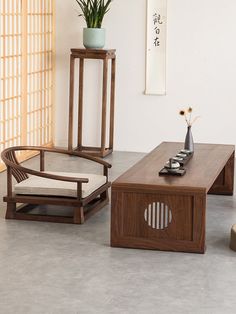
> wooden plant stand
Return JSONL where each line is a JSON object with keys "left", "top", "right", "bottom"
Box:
{"left": 68, "top": 49, "right": 116, "bottom": 158}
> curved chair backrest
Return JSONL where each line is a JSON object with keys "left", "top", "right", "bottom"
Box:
{"left": 1, "top": 147, "right": 29, "bottom": 183}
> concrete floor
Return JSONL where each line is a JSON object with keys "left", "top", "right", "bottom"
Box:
{"left": 0, "top": 151, "right": 236, "bottom": 314}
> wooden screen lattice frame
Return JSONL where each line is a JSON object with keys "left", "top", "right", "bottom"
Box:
{"left": 0, "top": 0, "right": 55, "bottom": 172}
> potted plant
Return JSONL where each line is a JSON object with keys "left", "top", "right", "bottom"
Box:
{"left": 75, "top": 0, "right": 112, "bottom": 49}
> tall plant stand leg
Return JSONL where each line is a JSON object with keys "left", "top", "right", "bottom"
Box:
{"left": 68, "top": 49, "right": 116, "bottom": 158}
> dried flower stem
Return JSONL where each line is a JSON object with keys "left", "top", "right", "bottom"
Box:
{"left": 190, "top": 115, "right": 200, "bottom": 126}
{"left": 189, "top": 111, "right": 192, "bottom": 126}
{"left": 184, "top": 114, "right": 190, "bottom": 126}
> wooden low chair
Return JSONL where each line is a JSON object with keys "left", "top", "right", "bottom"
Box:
{"left": 1, "top": 146, "right": 112, "bottom": 224}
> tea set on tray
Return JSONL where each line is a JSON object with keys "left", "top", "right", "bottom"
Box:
{"left": 159, "top": 149, "right": 193, "bottom": 176}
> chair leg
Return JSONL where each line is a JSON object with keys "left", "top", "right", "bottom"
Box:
{"left": 5, "top": 202, "right": 16, "bottom": 219}
{"left": 83, "top": 191, "right": 109, "bottom": 221}
{"left": 101, "top": 189, "right": 109, "bottom": 201}
{"left": 73, "top": 206, "right": 85, "bottom": 224}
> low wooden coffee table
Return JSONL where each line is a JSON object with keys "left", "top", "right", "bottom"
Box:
{"left": 111, "top": 142, "right": 235, "bottom": 253}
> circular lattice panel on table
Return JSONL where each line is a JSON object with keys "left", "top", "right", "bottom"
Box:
{"left": 144, "top": 202, "right": 172, "bottom": 230}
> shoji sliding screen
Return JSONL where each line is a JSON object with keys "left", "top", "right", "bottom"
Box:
{"left": 0, "top": 0, "right": 54, "bottom": 171}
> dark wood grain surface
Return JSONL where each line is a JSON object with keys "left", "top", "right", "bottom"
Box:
{"left": 113, "top": 142, "right": 235, "bottom": 193}
{"left": 111, "top": 142, "right": 234, "bottom": 253}
{"left": 71, "top": 49, "right": 116, "bottom": 59}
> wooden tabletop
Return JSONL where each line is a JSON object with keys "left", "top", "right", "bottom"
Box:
{"left": 113, "top": 142, "right": 235, "bottom": 194}
{"left": 70, "top": 49, "right": 116, "bottom": 59}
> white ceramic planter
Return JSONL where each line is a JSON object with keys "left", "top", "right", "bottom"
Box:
{"left": 83, "top": 28, "right": 105, "bottom": 49}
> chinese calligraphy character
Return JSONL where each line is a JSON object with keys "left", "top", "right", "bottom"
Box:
{"left": 154, "top": 27, "right": 160, "bottom": 35}
{"left": 153, "top": 12, "right": 163, "bottom": 47}
{"left": 153, "top": 13, "right": 163, "bottom": 25}
{"left": 154, "top": 37, "right": 160, "bottom": 47}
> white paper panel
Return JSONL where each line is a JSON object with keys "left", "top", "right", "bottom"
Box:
{"left": 145, "top": 0, "right": 167, "bottom": 95}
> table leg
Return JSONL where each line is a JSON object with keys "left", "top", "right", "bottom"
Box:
{"left": 77, "top": 58, "right": 84, "bottom": 149}
{"left": 109, "top": 57, "right": 116, "bottom": 151}
{"left": 68, "top": 55, "right": 75, "bottom": 151}
{"left": 111, "top": 190, "right": 206, "bottom": 253}
{"left": 101, "top": 59, "right": 108, "bottom": 155}
{"left": 208, "top": 152, "right": 235, "bottom": 195}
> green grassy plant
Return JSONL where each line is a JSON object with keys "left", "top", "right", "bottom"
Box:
{"left": 75, "top": 0, "right": 112, "bottom": 28}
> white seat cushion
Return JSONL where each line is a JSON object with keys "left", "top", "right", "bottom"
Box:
{"left": 14, "top": 172, "right": 107, "bottom": 198}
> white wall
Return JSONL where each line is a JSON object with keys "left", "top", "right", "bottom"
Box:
{"left": 55, "top": 0, "right": 236, "bottom": 153}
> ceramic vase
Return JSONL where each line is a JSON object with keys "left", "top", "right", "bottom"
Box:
{"left": 184, "top": 126, "right": 194, "bottom": 152}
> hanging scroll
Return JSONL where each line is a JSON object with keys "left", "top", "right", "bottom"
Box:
{"left": 145, "top": 0, "right": 167, "bottom": 95}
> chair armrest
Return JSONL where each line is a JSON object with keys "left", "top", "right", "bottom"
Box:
{"left": 3, "top": 146, "right": 112, "bottom": 168}
{"left": 1, "top": 146, "right": 110, "bottom": 199}
{"left": 5, "top": 162, "right": 89, "bottom": 184}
